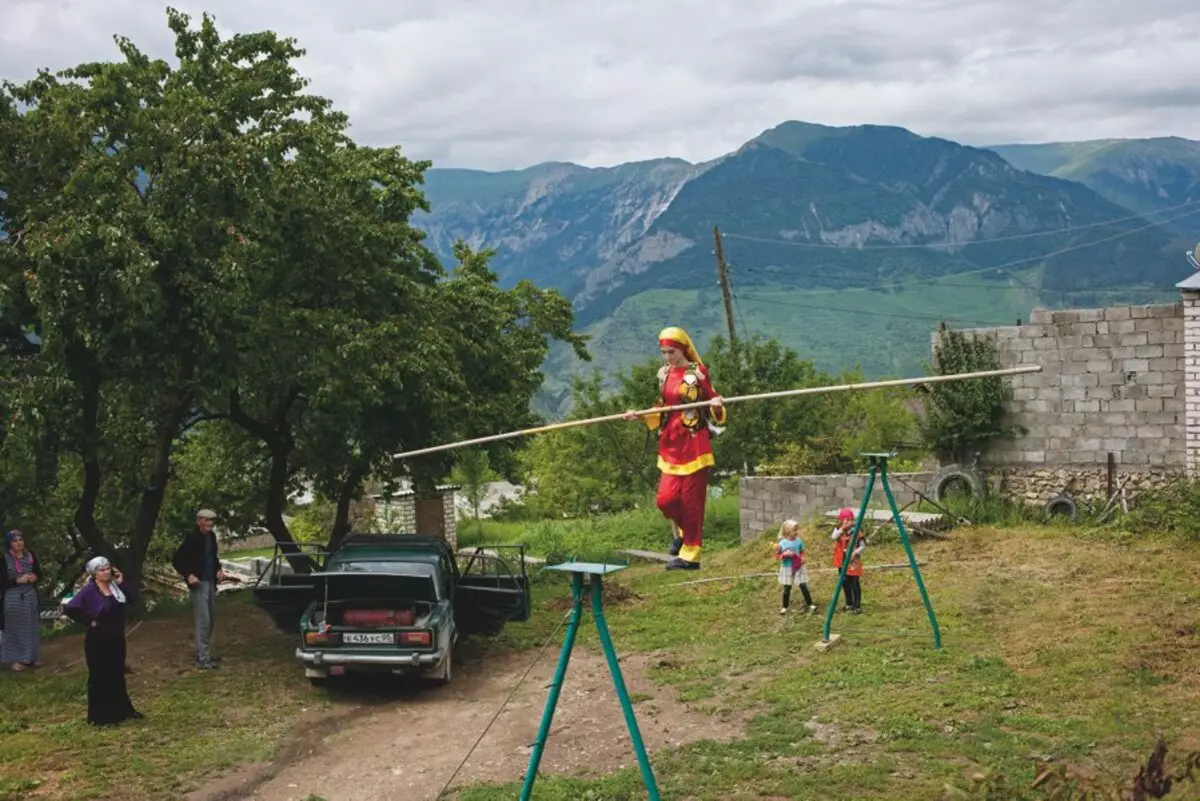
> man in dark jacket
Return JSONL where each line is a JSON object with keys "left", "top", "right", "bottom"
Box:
{"left": 171, "top": 509, "right": 225, "bottom": 669}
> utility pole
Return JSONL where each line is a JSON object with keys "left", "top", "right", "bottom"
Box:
{"left": 713, "top": 225, "right": 737, "bottom": 349}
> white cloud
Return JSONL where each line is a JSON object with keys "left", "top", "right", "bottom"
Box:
{"left": 2, "top": 0, "right": 1198, "bottom": 170}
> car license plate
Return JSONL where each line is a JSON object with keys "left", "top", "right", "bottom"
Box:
{"left": 343, "top": 632, "right": 395, "bottom": 645}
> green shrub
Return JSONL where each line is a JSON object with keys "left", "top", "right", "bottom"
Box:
{"left": 1124, "top": 475, "right": 1200, "bottom": 539}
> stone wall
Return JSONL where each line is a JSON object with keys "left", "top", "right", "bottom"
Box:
{"left": 739, "top": 472, "right": 935, "bottom": 543}
{"left": 946, "top": 303, "right": 1187, "bottom": 505}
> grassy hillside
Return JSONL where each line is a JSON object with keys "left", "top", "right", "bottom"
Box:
{"left": 8, "top": 514, "right": 1200, "bottom": 800}
{"left": 535, "top": 269, "right": 1177, "bottom": 418}
{"left": 989, "top": 138, "right": 1200, "bottom": 237}
{"left": 462, "top": 523, "right": 1200, "bottom": 800}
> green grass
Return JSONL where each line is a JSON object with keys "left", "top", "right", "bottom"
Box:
{"left": 0, "top": 593, "right": 323, "bottom": 801}
{"left": 459, "top": 523, "right": 1200, "bottom": 800}
{"left": 8, "top": 516, "right": 1200, "bottom": 800}
{"left": 460, "top": 493, "right": 742, "bottom": 560}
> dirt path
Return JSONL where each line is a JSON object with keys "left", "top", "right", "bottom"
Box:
{"left": 203, "top": 643, "right": 745, "bottom": 801}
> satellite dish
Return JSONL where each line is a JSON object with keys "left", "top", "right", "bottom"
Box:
{"left": 1189, "top": 241, "right": 1200, "bottom": 272}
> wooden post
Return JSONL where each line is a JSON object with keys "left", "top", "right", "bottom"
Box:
{"left": 713, "top": 225, "right": 737, "bottom": 350}
{"left": 1107, "top": 452, "right": 1116, "bottom": 500}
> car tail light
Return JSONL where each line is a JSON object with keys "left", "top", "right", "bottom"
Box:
{"left": 398, "top": 630, "right": 431, "bottom": 646}
{"left": 305, "top": 630, "right": 341, "bottom": 645}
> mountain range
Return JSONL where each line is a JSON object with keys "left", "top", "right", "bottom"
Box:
{"left": 413, "top": 122, "right": 1200, "bottom": 417}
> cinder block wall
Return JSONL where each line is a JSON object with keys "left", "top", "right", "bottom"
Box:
{"left": 739, "top": 472, "right": 934, "bottom": 543}
{"left": 946, "top": 303, "right": 1186, "bottom": 504}
{"left": 740, "top": 301, "right": 1192, "bottom": 541}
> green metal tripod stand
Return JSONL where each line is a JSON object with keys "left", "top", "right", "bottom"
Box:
{"left": 821, "top": 452, "right": 942, "bottom": 650}
{"left": 520, "top": 560, "right": 661, "bottom": 801}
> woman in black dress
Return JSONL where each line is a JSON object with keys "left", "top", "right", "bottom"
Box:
{"left": 63, "top": 556, "right": 142, "bottom": 726}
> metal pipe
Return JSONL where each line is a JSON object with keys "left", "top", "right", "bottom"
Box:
{"left": 393, "top": 365, "right": 1042, "bottom": 460}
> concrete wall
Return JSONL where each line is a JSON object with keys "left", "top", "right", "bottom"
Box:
{"left": 946, "top": 302, "right": 1186, "bottom": 504}
{"left": 739, "top": 472, "right": 935, "bottom": 543}
{"left": 1183, "top": 290, "right": 1200, "bottom": 474}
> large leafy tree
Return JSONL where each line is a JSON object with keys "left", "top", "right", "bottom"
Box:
{"left": 0, "top": 8, "right": 589, "bottom": 596}
{"left": 0, "top": 9, "right": 332, "bottom": 595}
{"left": 705, "top": 334, "right": 832, "bottom": 473}
{"left": 520, "top": 369, "right": 662, "bottom": 518}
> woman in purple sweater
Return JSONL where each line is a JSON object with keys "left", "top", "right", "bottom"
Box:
{"left": 63, "top": 557, "right": 142, "bottom": 726}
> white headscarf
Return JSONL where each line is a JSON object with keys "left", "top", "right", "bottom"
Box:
{"left": 86, "top": 556, "right": 126, "bottom": 604}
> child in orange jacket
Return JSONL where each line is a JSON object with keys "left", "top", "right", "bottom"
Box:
{"left": 831, "top": 507, "right": 866, "bottom": 614}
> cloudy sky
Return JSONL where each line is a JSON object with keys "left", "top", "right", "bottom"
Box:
{"left": 3, "top": 0, "right": 1198, "bottom": 171}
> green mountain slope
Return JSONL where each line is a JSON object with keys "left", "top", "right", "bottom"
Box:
{"left": 988, "top": 137, "right": 1200, "bottom": 236}
{"left": 575, "top": 122, "right": 1184, "bottom": 325}
{"left": 534, "top": 271, "right": 1178, "bottom": 418}
{"left": 410, "top": 121, "right": 1197, "bottom": 417}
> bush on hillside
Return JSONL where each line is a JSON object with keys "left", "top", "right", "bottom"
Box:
{"left": 1123, "top": 475, "right": 1200, "bottom": 539}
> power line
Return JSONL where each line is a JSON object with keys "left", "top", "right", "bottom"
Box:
{"left": 721, "top": 198, "right": 1200, "bottom": 251}
{"left": 728, "top": 261, "right": 1175, "bottom": 295}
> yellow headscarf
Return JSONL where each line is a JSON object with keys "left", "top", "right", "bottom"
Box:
{"left": 657, "top": 327, "right": 703, "bottom": 367}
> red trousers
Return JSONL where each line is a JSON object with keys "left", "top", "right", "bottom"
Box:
{"left": 656, "top": 468, "right": 709, "bottom": 563}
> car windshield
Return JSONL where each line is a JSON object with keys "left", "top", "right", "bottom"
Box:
{"left": 325, "top": 560, "right": 439, "bottom": 602}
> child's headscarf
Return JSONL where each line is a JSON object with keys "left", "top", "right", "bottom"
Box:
{"left": 86, "top": 556, "right": 126, "bottom": 604}
{"left": 4, "top": 529, "right": 22, "bottom": 549}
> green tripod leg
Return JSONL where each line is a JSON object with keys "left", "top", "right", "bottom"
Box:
{"left": 822, "top": 463, "right": 877, "bottom": 643}
{"left": 879, "top": 458, "right": 942, "bottom": 650}
{"left": 591, "top": 574, "right": 662, "bottom": 800}
{"left": 520, "top": 572, "right": 584, "bottom": 801}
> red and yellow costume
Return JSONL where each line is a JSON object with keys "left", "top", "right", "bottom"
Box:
{"left": 644, "top": 327, "right": 726, "bottom": 570}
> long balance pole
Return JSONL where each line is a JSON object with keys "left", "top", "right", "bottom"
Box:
{"left": 393, "top": 365, "right": 1041, "bottom": 461}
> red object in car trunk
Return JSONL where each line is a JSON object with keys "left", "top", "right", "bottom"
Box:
{"left": 343, "top": 608, "right": 416, "bottom": 627}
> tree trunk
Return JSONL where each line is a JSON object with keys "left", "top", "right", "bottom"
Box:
{"left": 327, "top": 465, "right": 369, "bottom": 553}
{"left": 227, "top": 387, "right": 312, "bottom": 573}
{"left": 72, "top": 355, "right": 112, "bottom": 562}
{"left": 126, "top": 381, "right": 193, "bottom": 608}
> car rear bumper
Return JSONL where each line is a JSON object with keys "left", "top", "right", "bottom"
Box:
{"left": 296, "top": 648, "right": 442, "bottom": 668}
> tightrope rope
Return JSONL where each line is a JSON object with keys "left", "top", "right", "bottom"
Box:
{"left": 436, "top": 607, "right": 574, "bottom": 800}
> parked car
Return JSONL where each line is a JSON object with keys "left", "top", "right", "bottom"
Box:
{"left": 252, "top": 534, "right": 530, "bottom": 686}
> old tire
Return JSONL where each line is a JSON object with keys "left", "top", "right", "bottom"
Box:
{"left": 929, "top": 465, "right": 984, "bottom": 503}
{"left": 1044, "top": 495, "right": 1077, "bottom": 521}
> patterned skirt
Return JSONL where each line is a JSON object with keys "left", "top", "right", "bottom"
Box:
{"left": 1, "top": 585, "right": 40, "bottom": 665}
{"left": 777, "top": 564, "right": 810, "bottom": 586}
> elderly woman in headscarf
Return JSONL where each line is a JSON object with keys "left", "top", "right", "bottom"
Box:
{"left": 63, "top": 556, "right": 142, "bottom": 726}
{"left": 1, "top": 528, "right": 43, "bottom": 671}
